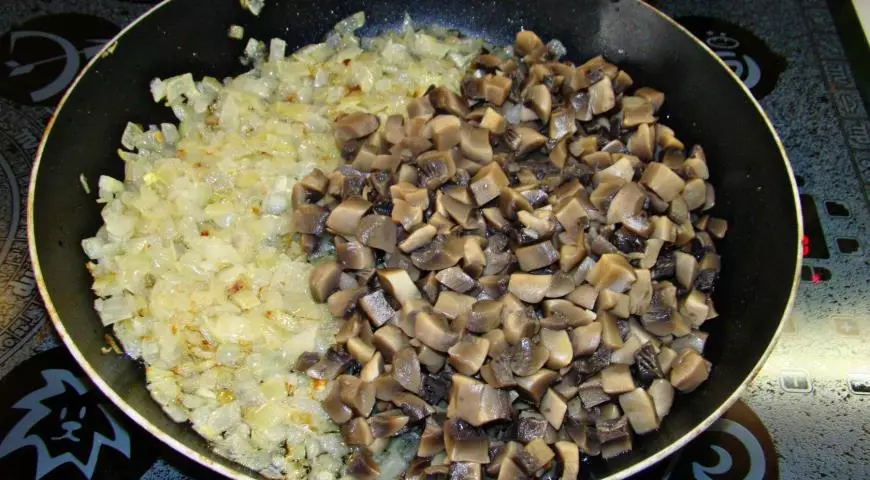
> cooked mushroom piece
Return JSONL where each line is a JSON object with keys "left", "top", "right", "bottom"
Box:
{"left": 341, "top": 417, "right": 375, "bottom": 446}
{"left": 539, "top": 328, "right": 573, "bottom": 370}
{"left": 571, "top": 322, "right": 603, "bottom": 357}
{"left": 449, "top": 462, "right": 482, "bottom": 480}
{"left": 430, "top": 86, "right": 470, "bottom": 117}
{"left": 326, "top": 196, "right": 372, "bottom": 237}
{"left": 670, "top": 348, "right": 711, "bottom": 392}
{"left": 368, "top": 410, "right": 410, "bottom": 439}
{"left": 418, "top": 417, "right": 446, "bottom": 457}
{"left": 460, "top": 125, "right": 494, "bottom": 164}
{"left": 398, "top": 224, "right": 434, "bottom": 253}
{"left": 376, "top": 268, "right": 421, "bottom": 306}
{"left": 587, "top": 254, "right": 637, "bottom": 292}
{"left": 510, "top": 338, "right": 550, "bottom": 376}
{"left": 416, "top": 149, "right": 457, "bottom": 189}
{"left": 601, "top": 364, "right": 636, "bottom": 395}
{"left": 525, "top": 84, "right": 553, "bottom": 122}
{"left": 434, "top": 291, "right": 476, "bottom": 320}
{"left": 411, "top": 236, "right": 462, "bottom": 271}
{"left": 618, "top": 388, "right": 660, "bottom": 434}
{"left": 540, "top": 388, "right": 569, "bottom": 429}
{"left": 435, "top": 266, "right": 477, "bottom": 293}
{"left": 293, "top": 204, "right": 329, "bottom": 235}
{"left": 449, "top": 375, "right": 513, "bottom": 426}
{"left": 347, "top": 337, "right": 377, "bottom": 364}
{"left": 430, "top": 114, "right": 462, "bottom": 151}
{"left": 596, "top": 415, "right": 631, "bottom": 445}
{"left": 505, "top": 127, "right": 548, "bottom": 157}
{"left": 335, "top": 113, "right": 380, "bottom": 143}
{"left": 323, "top": 382, "right": 354, "bottom": 424}
{"left": 516, "top": 241, "right": 560, "bottom": 272}
{"left": 415, "top": 310, "right": 460, "bottom": 352}
{"left": 525, "top": 437, "right": 556, "bottom": 472}
{"left": 554, "top": 441, "right": 580, "bottom": 480}
{"left": 588, "top": 76, "right": 615, "bottom": 115}
{"left": 337, "top": 375, "right": 376, "bottom": 417}
{"left": 393, "top": 392, "right": 435, "bottom": 422}
{"left": 446, "top": 335, "right": 489, "bottom": 376}
{"left": 648, "top": 379, "right": 675, "bottom": 419}
{"left": 640, "top": 162, "right": 686, "bottom": 202}
{"left": 346, "top": 447, "right": 381, "bottom": 480}
{"left": 607, "top": 182, "right": 646, "bottom": 225}
{"left": 309, "top": 261, "right": 342, "bottom": 303}
{"left": 480, "top": 107, "right": 507, "bottom": 134}
{"left": 467, "top": 300, "right": 503, "bottom": 333}
{"left": 481, "top": 357, "right": 516, "bottom": 388}
{"left": 357, "top": 289, "right": 395, "bottom": 328}
{"left": 502, "top": 310, "right": 540, "bottom": 345}
{"left": 509, "top": 273, "right": 553, "bottom": 303}
{"left": 443, "top": 418, "right": 490, "bottom": 463}
{"left": 392, "top": 347, "right": 422, "bottom": 394}
{"left": 483, "top": 74, "right": 513, "bottom": 106}
{"left": 515, "top": 369, "right": 559, "bottom": 405}
{"left": 327, "top": 287, "right": 366, "bottom": 318}
{"left": 372, "top": 324, "right": 410, "bottom": 363}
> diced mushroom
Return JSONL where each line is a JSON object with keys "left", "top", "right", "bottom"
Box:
{"left": 323, "top": 382, "right": 354, "bottom": 424}
{"left": 335, "top": 113, "right": 380, "bottom": 143}
{"left": 372, "top": 324, "right": 409, "bottom": 363}
{"left": 443, "top": 418, "right": 490, "bottom": 463}
{"left": 588, "top": 76, "right": 615, "bottom": 115}
{"left": 606, "top": 182, "right": 645, "bottom": 225}
{"left": 399, "top": 224, "right": 436, "bottom": 253}
{"left": 640, "top": 163, "right": 686, "bottom": 202}
{"left": 418, "top": 417, "right": 445, "bottom": 457}
{"left": 648, "top": 379, "right": 675, "bottom": 419}
{"left": 504, "top": 127, "right": 547, "bottom": 157}
{"left": 525, "top": 84, "right": 552, "bottom": 122}
{"left": 430, "top": 87, "right": 470, "bottom": 117}
{"left": 706, "top": 217, "right": 728, "bottom": 239}
{"left": 515, "top": 369, "right": 558, "bottom": 405}
{"left": 449, "top": 375, "right": 513, "bottom": 426}
{"left": 368, "top": 410, "right": 410, "bottom": 439}
{"left": 377, "top": 268, "right": 421, "bottom": 306}
{"left": 515, "top": 241, "right": 560, "bottom": 272}
{"left": 411, "top": 236, "right": 462, "bottom": 271}
{"left": 338, "top": 375, "right": 376, "bottom": 417}
{"left": 347, "top": 337, "right": 377, "bottom": 364}
{"left": 670, "top": 348, "right": 711, "bottom": 392}
{"left": 415, "top": 311, "right": 460, "bottom": 352}
{"left": 392, "top": 199, "right": 424, "bottom": 231}
{"left": 596, "top": 415, "right": 631, "bottom": 445}
{"left": 618, "top": 387, "right": 660, "bottom": 434}
{"left": 502, "top": 310, "right": 539, "bottom": 345}
{"left": 449, "top": 462, "right": 482, "bottom": 480}
{"left": 392, "top": 347, "right": 422, "bottom": 394}
{"left": 525, "top": 438, "right": 556, "bottom": 471}
{"left": 309, "top": 261, "right": 342, "bottom": 303}
{"left": 510, "top": 338, "right": 550, "bottom": 376}
{"left": 393, "top": 392, "right": 435, "bottom": 422}
{"left": 342, "top": 416, "right": 375, "bottom": 447}
{"left": 346, "top": 448, "right": 381, "bottom": 480}
{"left": 356, "top": 289, "right": 394, "bottom": 328}
{"left": 326, "top": 196, "right": 372, "bottom": 236}
{"left": 293, "top": 204, "right": 329, "bottom": 235}
{"left": 483, "top": 75, "right": 513, "bottom": 106}
{"left": 554, "top": 441, "right": 580, "bottom": 480}
{"left": 327, "top": 287, "right": 366, "bottom": 318}
{"left": 509, "top": 273, "right": 553, "bottom": 303}
{"left": 540, "top": 389, "right": 568, "bottom": 429}
{"left": 416, "top": 149, "right": 457, "bottom": 189}
{"left": 468, "top": 300, "right": 503, "bottom": 333}
{"left": 587, "top": 254, "right": 637, "bottom": 292}
{"left": 601, "top": 364, "right": 635, "bottom": 395}
{"left": 434, "top": 291, "right": 476, "bottom": 320}
{"left": 571, "top": 322, "right": 602, "bottom": 357}
{"left": 448, "top": 335, "right": 491, "bottom": 376}
{"left": 434, "top": 266, "right": 475, "bottom": 293}
{"left": 539, "top": 329, "right": 573, "bottom": 369}
{"left": 481, "top": 357, "right": 516, "bottom": 388}
{"left": 480, "top": 107, "right": 507, "bottom": 134}
{"left": 430, "top": 114, "right": 462, "bottom": 151}
{"left": 360, "top": 352, "right": 385, "bottom": 382}
{"left": 460, "top": 125, "right": 494, "bottom": 164}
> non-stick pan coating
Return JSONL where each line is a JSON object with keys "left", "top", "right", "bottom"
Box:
{"left": 29, "top": 0, "right": 801, "bottom": 478}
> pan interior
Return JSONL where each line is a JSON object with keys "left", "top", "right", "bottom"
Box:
{"left": 29, "top": 0, "right": 799, "bottom": 478}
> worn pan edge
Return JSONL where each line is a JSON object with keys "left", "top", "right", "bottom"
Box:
{"left": 25, "top": 0, "right": 803, "bottom": 479}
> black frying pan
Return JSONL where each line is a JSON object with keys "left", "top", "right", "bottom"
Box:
{"left": 27, "top": 0, "right": 801, "bottom": 478}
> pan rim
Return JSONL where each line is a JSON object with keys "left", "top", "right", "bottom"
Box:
{"left": 26, "top": 0, "right": 803, "bottom": 478}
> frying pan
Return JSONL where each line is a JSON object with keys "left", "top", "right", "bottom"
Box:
{"left": 27, "top": 0, "right": 802, "bottom": 478}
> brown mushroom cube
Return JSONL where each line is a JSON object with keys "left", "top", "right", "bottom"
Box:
{"left": 587, "top": 254, "right": 637, "bottom": 293}
{"left": 377, "top": 269, "right": 422, "bottom": 305}
{"left": 508, "top": 273, "right": 553, "bottom": 303}
{"left": 516, "top": 241, "right": 560, "bottom": 271}
{"left": 540, "top": 388, "right": 569, "bottom": 430}
{"left": 669, "top": 348, "right": 711, "bottom": 392}
{"left": 448, "top": 335, "right": 491, "bottom": 376}
{"left": 341, "top": 417, "right": 374, "bottom": 447}
{"left": 429, "top": 114, "right": 462, "bottom": 151}
{"left": 443, "top": 418, "right": 490, "bottom": 464}
{"left": 618, "top": 387, "right": 660, "bottom": 434}
{"left": 335, "top": 113, "right": 379, "bottom": 142}
{"left": 460, "top": 125, "right": 494, "bottom": 164}
{"left": 601, "top": 364, "right": 635, "bottom": 395}
{"left": 326, "top": 196, "right": 372, "bottom": 236}
{"left": 470, "top": 163, "right": 510, "bottom": 206}
{"left": 309, "top": 261, "right": 342, "bottom": 303}
{"left": 571, "top": 322, "right": 603, "bottom": 356}
{"left": 640, "top": 163, "right": 686, "bottom": 202}
{"left": 448, "top": 375, "right": 513, "bottom": 426}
